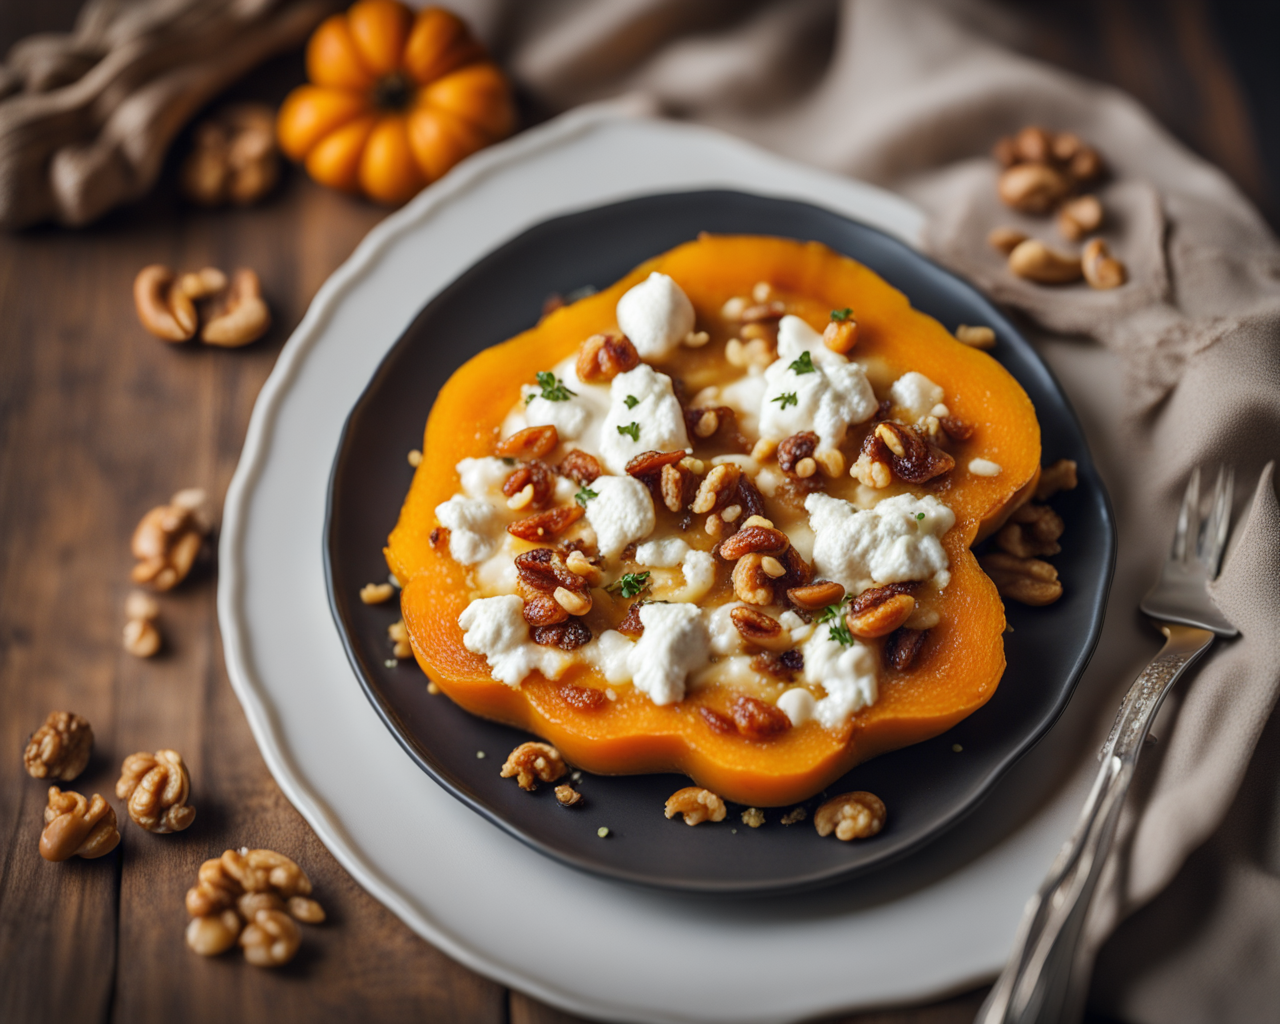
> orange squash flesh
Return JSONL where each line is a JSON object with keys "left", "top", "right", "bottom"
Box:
{"left": 386, "top": 236, "right": 1040, "bottom": 806}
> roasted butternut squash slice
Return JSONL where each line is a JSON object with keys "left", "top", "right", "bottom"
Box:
{"left": 386, "top": 235, "right": 1039, "bottom": 806}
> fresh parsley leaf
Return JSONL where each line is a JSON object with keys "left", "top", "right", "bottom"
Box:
{"left": 609, "top": 571, "right": 651, "bottom": 599}
{"left": 816, "top": 596, "right": 851, "bottom": 625}
{"left": 771, "top": 392, "right": 799, "bottom": 409}
{"left": 828, "top": 620, "right": 855, "bottom": 647}
{"left": 575, "top": 484, "right": 598, "bottom": 507}
{"left": 915, "top": 512, "right": 926, "bottom": 521}
{"left": 830, "top": 308, "right": 853, "bottom": 322}
{"left": 617, "top": 422, "right": 641, "bottom": 441}
{"left": 788, "top": 351, "right": 816, "bottom": 375}
{"left": 624, "top": 394, "right": 639, "bottom": 409}
{"left": 533, "top": 370, "right": 577, "bottom": 403}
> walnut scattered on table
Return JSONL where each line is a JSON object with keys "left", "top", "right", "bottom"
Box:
{"left": 23, "top": 711, "right": 93, "bottom": 781}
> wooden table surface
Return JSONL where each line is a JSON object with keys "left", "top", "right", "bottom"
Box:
{"left": 0, "top": 3, "right": 1271, "bottom": 1023}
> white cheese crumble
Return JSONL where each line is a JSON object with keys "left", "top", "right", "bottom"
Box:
{"left": 583, "top": 475, "right": 655, "bottom": 560}
{"left": 524, "top": 392, "right": 590, "bottom": 440}
{"left": 631, "top": 603, "right": 710, "bottom": 705}
{"left": 616, "top": 272, "right": 695, "bottom": 360}
{"left": 758, "top": 315, "right": 876, "bottom": 449}
{"left": 435, "top": 496, "right": 502, "bottom": 565}
{"left": 969, "top": 458, "right": 1002, "bottom": 477}
{"left": 456, "top": 456, "right": 511, "bottom": 500}
{"left": 597, "top": 364, "right": 690, "bottom": 474}
{"left": 635, "top": 537, "right": 689, "bottom": 567}
{"left": 457, "top": 595, "right": 570, "bottom": 686}
{"left": 777, "top": 687, "right": 817, "bottom": 727}
{"left": 802, "top": 627, "right": 879, "bottom": 728}
{"left": 636, "top": 539, "right": 718, "bottom": 604}
{"left": 889, "top": 371, "right": 945, "bottom": 421}
{"left": 805, "top": 491, "right": 956, "bottom": 595}
{"left": 707, "top": 601, "right": 746, "bottom": 655}
{"left": 518, "top": 358, "right": 606, "bottom": 442}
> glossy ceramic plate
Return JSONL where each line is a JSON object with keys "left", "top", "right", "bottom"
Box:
{"left": 324, "top": 188, "right": 1114, "bottom": 894}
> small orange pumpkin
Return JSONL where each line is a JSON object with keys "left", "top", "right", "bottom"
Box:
{"left": 277, "top": 1, "right": 515, "bottom": 205}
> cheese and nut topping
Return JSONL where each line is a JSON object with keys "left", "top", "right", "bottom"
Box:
{"left": 435, "top": 272, "right": 994, "bottom": 734}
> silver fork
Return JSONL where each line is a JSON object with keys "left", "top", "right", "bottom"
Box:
{"left": 976, "top": 466, "right": 1238, "bottom": 1024}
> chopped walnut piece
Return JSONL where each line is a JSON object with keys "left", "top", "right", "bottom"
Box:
{"left": 617, "top": 602, "right": 645, "bottom": 637}
{"left": 287, "top": 897, "right": 326, "bottom": 924}
{"left": 122, "top": 616, "right": 162, "bottom": 658}
{"left": 732, "top": 553, "right": 775, "bottom": 606}
{"left": 664, "top": 786, "right": 727, "bottom": 826}
{"left": 866, "top": 422, "right": 955, "bottom": 484}
{"left": 39, "top": 787, "right": 121, "bottom": 861}
{"left": 503, "top": 461, "right": 556, "bottom": 510}
{"left": 776, "top": 431, "right": 819, "bottom": 477}
{"left": 741, "top": 807, "right": 766, "bottom": 828}
{"left": 787, "top": 580, "right": 845, "bottom": 611}
{"left": 429, "top": 526, "right": 450, "bottom": 552}
{"left": 846, "top": 592, "right": 916, "bottom": 639}
{"left": 691, "top": 464, "right": 741, "bottom": 514}
{"left": 939, "top": 415, "right": 975, "bottom": 441}
{"left": 186, "top": 856, "right": 242, "bottom": 916}
{"left": 388, "top": 619, "right": 411, "bottom": 659}
{"left": 980, "top": 552, "right": 1063, "bottom": 606}
{"left": 558, "top": 449, "right": 602, "bottom": 485}
{"left": 516, "top": 548, "right": 589, "bottom": 627}
{"left": 238, "top": 892, "right": 286, "bottom": 920}
{"left": 718, "top": 524, "right": 789, "bottom": 560}
{"left": 240, "top": 909, "right": 301, "bottom": 968}
{"left": 576, "top": 331, "right": 640, "bottom": 383}
{"left": 996, "top": 503, "right": 1064, "bottom": 558}
{"left": 360, "top": 582, "right": 394, "bottom": 604}
{"left": 496, "top": 425, "right": 559, "bottom": 460}
{"left": 187, "top": 910, "right": 244, "bottom": 956}
{"left": 115, "top": 749, "right": 196, "bottom": 833}
{"left": 954, "top": 325, "right": 996, "bottom": 349}
{"left": 884, "top": 627, "right": 929, "bottom": 671}
{"left": 554, "top": 784, "right": 582, "bottom": 807}
{"left": 625, "top": 448, "right": 686, "bottom": 488}
{"left": 531, "top": 619, "right": 593, "bottom": 650}
{"left": 507, "top": 504, "right": 584, "bottom": 542}
{"left": 780, "top": 806, "right": 808, "bottom": 826}
{"left": 500, "top": 741, "right": 567, "bottom": 791}
{"left": 660, "top": 462, "right": 698, "bottom": 512}
{"left": 24, "top": 711, "right": 93, "bottom": 781}
{"left": 1035, "top": 459, "right": 1078, "bottom": 501}
{"left": 730, "top": 607, "right": 790, "bottom": 652}
{"left": 730, "top": 694, "right": 791, "bottom": 740}
{"left": 221, "top": 848, "right": 313, "bottom": 898}
{"left": 771, "top": 546, "right": 814, "bottom": 595}
{"left": 814, "top": 791, "right": 886, "bottom": 841}
{"left": 131, "top": 489, "right": 209, "bottom": 590}
{"left": 851, "top": 450, "right": 892, "bottom": 489}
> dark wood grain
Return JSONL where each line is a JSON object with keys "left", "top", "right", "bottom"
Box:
{"left": 0, "top": 3, "right": 1271, "bottom": 1023}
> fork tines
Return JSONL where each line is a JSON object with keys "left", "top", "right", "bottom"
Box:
{"left": 1172, "top": 465, "right": 1234, "bottom": 576}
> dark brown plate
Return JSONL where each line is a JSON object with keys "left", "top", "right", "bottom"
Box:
{"left": 324, "top": 190, "right": 1114, "bottom": 894}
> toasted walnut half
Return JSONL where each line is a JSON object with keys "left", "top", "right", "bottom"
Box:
{"left": 980, "top": 552, "right": 1063, "bottom": 606}
{"left": 576, "top": 331, "right": 640, "bottom": 383}
{"left": 239, "top": 909, "right": 301, "bottom": 968}
{"left": 996, "top": 502, "right": 1064, "bottom": 558}
{"left": 814, "top": 791, "right": 886, "bottom": 841}
{"left": 39, "top": 787, "right": 121, "bottom": 861}
{"left": 664, "top": 786, "right": 727, "bottom": 826}
{"left": 115, "top": 749, "right": 196, "bottom": 833}
{"left": 23, "top": 711, "right": 93, "bottom": 781}
{"left": 1035, "top": 459, "right": 1078, "bottom": 501}
{"left": 131, "top": 488, "right": 209, "bottom": 590}
{"left": 500, "top": 741, "right": 567, "bottom": 791}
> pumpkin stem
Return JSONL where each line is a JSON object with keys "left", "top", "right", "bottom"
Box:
{"left": 373, "top": 73, "right": 414, "bottom": 111}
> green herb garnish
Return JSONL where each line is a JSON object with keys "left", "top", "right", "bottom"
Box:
{"left": 624, "top": 394, "right": 639, "bottom": 409}
{"left": 916, "top": 512, "right": 926, "bottom": 521}
{"left": 830, "top": 308, "right": 853, "bottom": 322}
{"left": 617, "top": 422, "right": 641, "bottom": 441}
{"left": 771, "top": 392, "right": 798, "bottom": 409}
{"left": 529, "top": 370, "right": 577, "bottom": 403}
{"left": 609, "top": 571, "right": 651, "bottom": 598}
{"left": 816, "top": 596, "right": 851, "bottom": 625}
{"left": 828, "top": 620, "right": 855, "bottom": 647}
{"left": 575, "top": 484, "right": 598, "bottom": 507}
{"left": 788, "top": 351, "right": 816, "bottom": 375}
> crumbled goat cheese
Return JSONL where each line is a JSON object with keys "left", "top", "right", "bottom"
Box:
{"left": 583, "top": 475, "right": 655, "bottom": 559}
{"left": 758, "top": 315, "right": 876, "bottom": 449}
{"left": 456, "top": 456, "right": 511, "bottom": 499}
{"left": 524, "top": 392, "right": 590, "bottom": 439}
{"left": 636, "top": 537, "right": 689, "bottom": 567}
{"left": 801, "top": 626, "right": 879, "bottom": 728}
{"left": 615, "top": 272, "right": 695, "bottom": 360}
{"left": 889, "top": 372, "right": 945, "bottom": 422}
{"left": 969, "top": 458, "right": 1002, "bottom": 477}
{"left": 435, "top": 496, "right": 503, "bottom": 565}
{"left": 718, "top": 373, "right": 766, "bottom": 435}
{"left": 635, "top": 539, "right": 717, "bottom": 603}
{"left": 707, "top": 602, "right": 746, "bottom": 655}
{"left": 777, "top": 687, "right": 817, "bottom": 727}
{"left": 458, "top": 595, "right": 570, "bottom": 686}
{"left": 631, "top": 603, "right": 710, "bottom": 705}
{"left": 598, "top": 364, "right": 690, "bottom": 473}
{"left": 805, "top": 491, "right": 956, "bottom": 594}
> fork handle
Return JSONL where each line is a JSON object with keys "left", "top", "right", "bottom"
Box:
{"left": 976, "top": 624, "right": 1215, "bottom": 1024}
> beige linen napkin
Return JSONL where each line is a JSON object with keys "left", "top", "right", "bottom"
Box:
{"left": 456, "top": 0, "right": 1280, "bottom": 1018}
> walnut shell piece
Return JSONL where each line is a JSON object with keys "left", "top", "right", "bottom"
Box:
{"left": 115, "top": 749, "right": 196, "bottom": 833}
{"left": 23, "top": 711, "right": 93, "bottom": 781}
{"left": 500, "top": 741, "right": 567, "bottom": 791}
{"left": 40, "top": 787, "right": 121, "bottom": 861}
{"left": 664, "top": 786, "right": 727, "bottom": 826}
{"left": 814, "top": 791, "right": 886, "bottom": 841}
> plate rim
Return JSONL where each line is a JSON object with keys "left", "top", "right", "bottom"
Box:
{"left": 321, "top": 186, "right": 1117, "bottom": 895}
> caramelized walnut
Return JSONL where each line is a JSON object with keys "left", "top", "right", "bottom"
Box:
{"left": 730, "top": 606, "right": 790, "bottom": 652}
{"left": 500, "top": 741, "right": 567, "bottom": 791}
{"left": 718, "top": 524, "right": 790, "bottom": 560}
{"left": 732, "top": 553, "right": 774, "bottom": 606}
{"left": 496, "top": 425, "right": 559, "bottom": 460}
{"left": 996, "top": 503, "right": 1064, "bottom": 558}
{"left": 846, "top": 592, "right": 916, "bottom": 639}
{"left": 730, "top": 695, "right": 791, "bottom": 740}
{"left": 660, "top": 462, "right": 698, "bottom": 512}
{"left": 558, "top": 449, "right": 602, "bottom": 485}
{"left": 531, "top": 620, "right": 593, "bottom": 650}
{"left": 131, "top": 489, "right": 209, "bottom": 590}
{"left": 507, "top": 504, "right": 584, "bottom": 542}
{"left": 23, "top": 711, "right": 93, "bottom": 781}
{"left": 699, "top": 706, "right": 737, "bottom": 735}
{"left": 939, "top": 416, "right": 975, "bottom": 441}
{"left": 516, "top": 548, "right": 588, "bottom": 627}
{"left": 576, "top": 331, "right": 640, "bottom": 383}
{"left": 503, "top": 460, "right": 555, "bottom": 510}
{"left": 868, "top": 422, "right": 955, "bottom": 484}
{"left": 40, "top": 788, "right": 121, "bottom": 861}
{"left": 1035, "top": 459, "right": 1078, "bottom": 501}
{"left": 617, "top": 602, "right": 645, "bottom": 637}
{"left": 979, "top": 552, "right": 1063, "bottom": 606}
{"left": 115, "top": 749, "right": 195, "bottom": 833}
{"left": 691, "top": 464, "right": 741, "bottom": 514}
{"left": 752, "top": 648, "right": 805, "bottom": 681}
{"left": 625, "top": 449, "right": 686, "bottom": 489}
{"left": 787, "top": 580, "right": 845, "bottom": 611}
{"left": 777, "top": 432, "right": 819, "bottom": 476}
{"left": 239, "top": 909, "right": 301, "bottom": 968}
{"left": 883, "top": 628, "right": 929, "bottom": 670}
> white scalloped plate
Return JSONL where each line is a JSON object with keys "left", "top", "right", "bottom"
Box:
{"left": 218, "top": 102, "right": 1096, "bottom": 1023}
